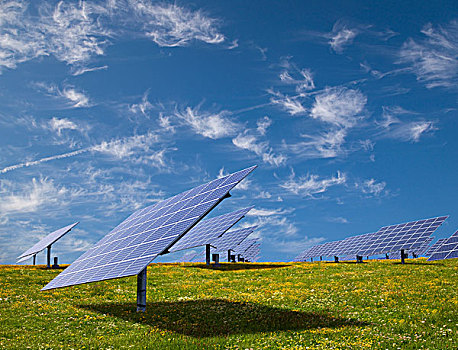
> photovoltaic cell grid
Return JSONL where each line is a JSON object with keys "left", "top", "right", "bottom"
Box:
{"left": 389, "top": 237, "right": 433, "bottom": 259}
{"left": 168, "top": 207, "right": 253, "bottom": 252}
{"left": 424, "top": 238, "right": 447, "bottom": 256}
{"left": 243, "top": 243, "right": 260, "bottom": 261}
{"left": 211, "top": 226, "right": 257, "bottom": 252}
{"left": 42, "top": 166, "right": 256, "bottom": 291}
{"left": 233, "top": 238, "right": 258, "bottom": 256}
{"left": 359, "top": 216, "right": 448, "bottom": 256}
{"left": 428, "top": 231, "right": 458, "bottom": 261}
{"left": 179, "top": 251, "right": 197, "bottom": 263}
{"left": 17, "top": 222, "right": 79, "bottom": 262}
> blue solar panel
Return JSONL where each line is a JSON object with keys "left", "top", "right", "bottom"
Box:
{"left": 359, "top": 216, "right": 447, "bottom": 256}
{"left": 17, "top": 222, "right": 79, "bottom": 262}
{"left": 42, "top": 166, "right": 256, "bottom": 290}
{"left": 243, "top": 243, "right": 260, "bottom": 261}
{"left": 425, "top": 238, "right": 447, "bottom": 256}
{"left": 168, "top": 207, "right": 253, "bottom": 252}
{"left": 179, "top": 251, "right": 198, "bottom": 263}
{"left": 233, "top": 238, "right": 257, "bottom": 256}
{"left": 428, "top": 230, "right": 458, "bottom": 261}
{"left": 388, "top": 237, "right": 433, "bottom": 259}
{"left": 211, "top": 226, "right": 256, "bottom": 252}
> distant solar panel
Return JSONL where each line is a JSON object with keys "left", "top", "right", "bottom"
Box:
{"left": 428, "top": 231, "right": 458, "bottom": 261}
{"left": 359, "top": 216, "right": 448, "bottom": 257}
{"left": 179, "top": 251, "right": 197, "bottom": 263}
{"left": 42, "top": 166, "right": 256, "bottom": 291}
{"left": 17, "top": 222, "right": 79, "bottom": 263}
{"left": 168, "top": 207, "right": 253, "bottom": 253}
{"left": 244, "top": 244, "right": 260, "bottom": 261}
{"left": 233, "top": 238, "right": 257, "bottom": 256}
{"left": 425, "top": 238, "right": 447, "bottom": 256}
{"left": 211, "top": 226, "right": 256, "bottom": 252}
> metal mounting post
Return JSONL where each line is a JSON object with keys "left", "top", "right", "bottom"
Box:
{"left": 136, "top": 267, "right": 147, "bottom": 312}
{"left": 334, "top": 256, "right": 339, "bottom": 263}
{"left": 320, "top": 256, "right": 322, "bottom": 261}
{"left": 205, "top": 244, "right": 211, "bottom": 265}
{"left": 311, "top": 257, "right": 313, "bottom": 262}
{"left": 33, "top": 254, "right": 36, "bottom": 265}
{"left": 356, "top": 255, "right": 363, "bottom": 263}
{"left": 47, "top": 246, "right": 51, "bottom": 268}
{"left": 385, "top": 253, "right": 389, "bottom": 259}
{"left": 400, "top": 249, "right": 406, "bottom": 264}
{"left": 228, "top": 250, "right": 231, "bottom": 262}
{"left": 52, "top": 257, "right": 59, "bottom": 269}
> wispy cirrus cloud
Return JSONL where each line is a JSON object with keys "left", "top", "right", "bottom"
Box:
{"left": 329, "top": 21, "right": 358, "bottom": 53}
{"left": 48, "top": 117, "right": 78, "bottom": 135}
{"left": 355, "top": 178, "right": 387, "bottom": 196}
{"left": 280, "top": 169, "right": 347, "bottom": 198}
{"left": 399, "top": 20, "right": 458, "bottom": 89}
{"left": 310, "top": 87, "right": 367, "bottom": 128}
{"left": 378, "top": 106, "right": 436, "bottom": 142}
{"left": 33, "top": 82, "right": 91, "bottom": 108}
{"left": 174, "top": 105, "right": 240, "bottom": 139}
{"left": 269, "top": 90, "right": 307, "bottom": 116}
{"left": 232, "top": 116, "right": 286, "bottom": 167}
{"left": 129, "top": 1, "right": 225, "bottom": 47}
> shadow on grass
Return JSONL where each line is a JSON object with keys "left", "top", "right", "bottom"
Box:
{"left": 184, "top": 263, "right": 290, "bottom": 271}
{"left": 79, "top": 299, "right": 368, "bottom": 337}
{"left": 391, "top": 261, "right": 442, "bottom": 266}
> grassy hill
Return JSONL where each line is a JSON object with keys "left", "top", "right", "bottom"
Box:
{"left": 1, "top": 259, "right": 457, "bottom": 349}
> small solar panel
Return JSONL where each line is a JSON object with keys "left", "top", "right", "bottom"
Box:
{"left": 428, "top": 231, "right": 458, "bottom": 261}
{"left": 168, "top": 207, "right": 253, "bottom": 253}
{"left": 211, "top": 226, "right": 256, "bottom": 252}
{"left": 425, "top": 238, "right": 447, "bottom": 256}
{"left": 233, "top": 238, "right": 258, "bottom": 256}
{"left": 42, "top": 166, "right": 256, "bottom": 291}
{"left": 243, "top": 243, "right": 260, "bottom": 261}
{"left": 17, "top": 222, "right": 79, "bottom": 262}
{"left": 359, "top": 216, "right": 448, "bottom": 256}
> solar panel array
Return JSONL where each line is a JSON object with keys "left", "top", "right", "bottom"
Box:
{"left": 42, "top": 166, "right": 256, "bottom": 291}
{"left": 389, "top": 237, "right": 434, "bottom": 259}
{"left": 17, "top": 222, "right": 79, "bottom": 262}
{"left": 179, "top": 251, "right": 198, "bottom": 263}
{"left": 424, "top": 238, "right": 447, "bottom": 256}
{"left": 168, "top": 207, "right": 253, "bottom": 252}
{"left": 359, "top": 216, "right": 447, "bottom": 256}
{"left": 294, "top": 216, "right": 448, "bottom": 262}
{"left": 211, "top": 226, "right": 256, "bottom": 252}
{"left": 243, "top": 243, "right": 260, "bottom": 261}
{"left": 428, "top": 231, "right": 458, "bottom": 261}
{"left": 233, "top": 238, "right": 258, "bottom": 256}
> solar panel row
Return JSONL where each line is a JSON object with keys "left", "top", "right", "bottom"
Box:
{"left": 428, "top": 231, "right": 458, "bottom": 261}
{"left": 42, "top": 166, "right": 256, "bottom": 291}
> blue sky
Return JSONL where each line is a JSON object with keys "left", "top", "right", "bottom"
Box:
{"left": 0, "top": 0, "right": 457, "bottom": 264}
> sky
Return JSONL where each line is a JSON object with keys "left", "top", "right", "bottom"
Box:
{"left": 0, "top": 0, "right": 457, "bottom": 264}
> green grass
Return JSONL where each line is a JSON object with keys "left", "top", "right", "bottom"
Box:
{"left": 1, "top": 259, "right": 457, "bottom": 349}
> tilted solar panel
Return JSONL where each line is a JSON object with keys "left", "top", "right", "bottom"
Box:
{"left": 42, "top": 166, "right": 256, "bottom": 291}
{"left": 168, "top": 207, "right": 253, "bottom": 253}
{"left": 17, "top": 222, "right": 79, "bottom": 262}
{"left": 388, "top": 237, "right": 433, "bottom": 259}
{"left": 179, "top": 251, "right": 197, "bottom": 263}
{"left": 424, "top": 238, "right": 447, "bottom": 256}
{"left": 211, "top": 226, "right": 256, "bottom": 252}
{"left": 359, "top": 216, "right": 448, "bottom": 257}
{"left": 428, "top": 231, "right": 458, "bottom": 261}
{"left": 233, "top": 238, "right": 257, "bottom": 256}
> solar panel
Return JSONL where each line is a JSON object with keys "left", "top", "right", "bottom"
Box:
{"left": 243, "top": 243, "right": 260, "bottom": 261}
{"left": 425, "top": 238, "right": 447, "bottom": 256}
{"left": 42, "top": 166, "right": 256, "bottom": 291}
{"left": 168, "top": 207, "right": 253, "bottom": 253}
{"left": 428, "top": 230, "right": 458, "bottom": 261}
{"left": 359, "top": 216, "right": 448, "bottom": 256}
{"left": 179, "top": 251, "right": 197, "bottom": 263}
{"left": 17, "top": 222, "right": 79, "bottom": 262}
{"left": 211, "top": 226, "right": 256, "bottom": 252}
{"left": 388, "top": 237, "right": 433, "bottom": 259}
{"left": 233, "top": 238, "right": 258, "bottom": 256}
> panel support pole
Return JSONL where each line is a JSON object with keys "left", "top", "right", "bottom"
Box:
{"left": 400, "top": 249, "right": 406, "bottom": 264}
{"left": 33, "top": 254, "right": 36, "bottom": 265}
{"left": 228, "top": 250, "right": 231, "bottom": 262}
{"left": 47, "top": 245, "right": 51, "bottom": 268}
{"left": 136, "top": 267, "right": 147, "bottom": 312}
{"left": 334, "top": 256, "right": 339, "bottom": 263}
{"left": 385, "top": 253, "right": 389, "bottom": 259}
{"left": 205, "top": 244, "right": 211, "bottom": 265}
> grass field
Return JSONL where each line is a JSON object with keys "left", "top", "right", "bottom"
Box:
{"left": 1, "top": 259, "right": 457, "bottom": 349}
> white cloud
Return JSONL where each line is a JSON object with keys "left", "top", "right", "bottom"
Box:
{"left": 269, "top": 90, "right": 307, "bottom": 116}
{"left": 356, "top": 179, "right": 387, "bottom": 196}
{"left": 327, "top": 216, "right": 349, "bottom": 224}
{"left": 72, "top": 65, "right": 108, "bottom": 76}
{"left": 92, "top": 132, "right": 160, "bottom": 159}
{"left": 129, "top": 91, "right": 153, "bottom": 117}
{"left": 48, "top": 117, "right": 78, "bottom": 135}
{"left": 256, "top": 116, "right": 272, "bottom": 135}
{"left": 379, "top": 106, "right": 436, "bottom": 142}
{"left": 175, "top": 106, "right": 239, "bottom": 139}
{"left": 129, "top": 1, "right": 224, "bottom": 47}
{"left": 232, "top": 133, "right": 286, "bottom": 167}
{"left": 399, "top": 21, "right": 458, "bottom": 89}
{"left": 60, "top": 87, "right": 90, "bottom": 108}
{"left": 247, "top": 208, "right": 292, "bottom": 217}
{"left": 279, "top": 68, "right": 315, "bottom": 93}
{"left": 310, "top": 87, "right": 366, "bottom": 127}
{"left": 329, "top": 22, "right": 358, "bottom": 53}
{"left": 280, "top": 169, "right": 346, "bottom": 197}
{"left": 0, "top": 178, "right": 67, "bottom": 217}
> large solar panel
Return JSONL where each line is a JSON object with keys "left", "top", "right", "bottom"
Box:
{"left": 168, "top": 207, "right": 253, "bottom": 253}
{"left": 428, "top": 231, "right": 458, "bottom": 261}
{"left": 425, "top": 238, "right": 447, "bottom": 256}
{"left": 359, "top": 216, "right": 448, "bottom": 256}
{"left": 243, "top": 243, "right": 260, "bottom": 261}
{"left": 233, "top": 238, "right": 258, "bottom": 256}
{"left": 211, "top": 226, "right": 256, "bottom": 252}
{"left": 42, "top": 166, "right": 256, "bottom": 290}
{"left": 388, "top": 237, "right": 433, "bottom": 259}
{"left": 17, "top": 222, "right": 79, "bottom": 262}
{"left": 179, "top": 251, "right": 197, "bottom": 263}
